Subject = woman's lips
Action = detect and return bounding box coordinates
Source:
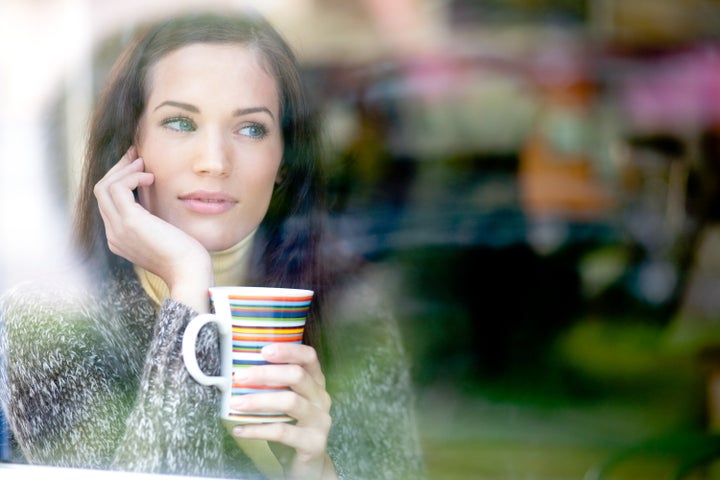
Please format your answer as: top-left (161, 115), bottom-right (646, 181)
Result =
top-left (179, 190), bottom-right (238, 214)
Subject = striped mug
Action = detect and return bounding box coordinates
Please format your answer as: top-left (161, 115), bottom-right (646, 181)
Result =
top-left (182, 286), bottom-right (313, 426)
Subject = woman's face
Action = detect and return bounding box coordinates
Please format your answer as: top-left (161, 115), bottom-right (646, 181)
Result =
top-left (135, 43), bottom-right (283, 252)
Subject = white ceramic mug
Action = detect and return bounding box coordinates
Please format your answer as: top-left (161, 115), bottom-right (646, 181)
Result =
top-left (182, 286), bottom-right (313, 426)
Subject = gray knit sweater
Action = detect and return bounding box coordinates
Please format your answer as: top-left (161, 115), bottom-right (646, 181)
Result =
top-left (0, 268), bottom-right (425, 479)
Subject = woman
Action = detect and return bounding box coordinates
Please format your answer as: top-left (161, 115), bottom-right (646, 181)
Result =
top-left (0, 10), bottom-right (424, 480)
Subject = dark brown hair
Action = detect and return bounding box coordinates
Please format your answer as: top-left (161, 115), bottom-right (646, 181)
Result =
top-left (74, 11), bottom-right (327, 346)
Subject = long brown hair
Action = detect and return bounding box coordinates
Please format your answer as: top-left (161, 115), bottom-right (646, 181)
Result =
top-left (74, 11), bottom-right (327, 347)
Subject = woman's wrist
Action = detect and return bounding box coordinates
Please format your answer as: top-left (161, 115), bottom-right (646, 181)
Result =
top-left (168, 256), bottom-right (213, 313)
top-left (169, 284), bottom-right (211, 313)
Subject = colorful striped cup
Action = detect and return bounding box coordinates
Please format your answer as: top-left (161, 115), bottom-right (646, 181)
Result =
top-left (182, 286), bottom-right (313, 426)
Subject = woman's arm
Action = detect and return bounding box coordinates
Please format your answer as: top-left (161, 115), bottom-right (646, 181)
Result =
top-left (110, 298), bottom-right (226, 476)
top-left (93, 148), bottom-right (213, 313)
top-left (0, 282), bottom-right (239, 477)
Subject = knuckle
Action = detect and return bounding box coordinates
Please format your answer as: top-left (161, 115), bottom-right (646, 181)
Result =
top-left (108, 181), bottom-right (125, 197)
top-left (318, 411), bottom-right (332, 434)
top-left (107, 241), bottom-right (122, 256)
top-left (287, 364), bottom-right (305, 385)
top-left (285, 392), bottom-right (303, 411)
top-left (271, 421), bottom-right (292, 438)
top-left (305, 346), bottom-right (319, 363)
top-left (320, 391), bottom-right (332, 411)
top-left (316, 372), bottom-right (327, 389)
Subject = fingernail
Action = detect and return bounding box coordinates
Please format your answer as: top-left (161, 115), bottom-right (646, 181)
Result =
top-left (232, 426), bottom-right (244, 436)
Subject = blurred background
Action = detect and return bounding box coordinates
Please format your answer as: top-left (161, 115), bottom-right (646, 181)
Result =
top-left (3, 0), bottom-right (720, 478)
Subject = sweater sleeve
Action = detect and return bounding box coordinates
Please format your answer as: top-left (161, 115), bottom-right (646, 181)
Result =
top-left (323, 272), bottom-right (426, 480)
top-left (0, 283), bottom-right (232, 477)
top-left (110, 299), bottom-right (227, 476)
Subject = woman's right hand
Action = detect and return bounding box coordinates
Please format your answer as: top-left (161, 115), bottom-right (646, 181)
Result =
top-left (94, 147), bottom-right (213, 312)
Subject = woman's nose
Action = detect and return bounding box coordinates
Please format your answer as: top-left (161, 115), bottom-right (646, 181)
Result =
top-left (193, 131), bottom-right (232, 176)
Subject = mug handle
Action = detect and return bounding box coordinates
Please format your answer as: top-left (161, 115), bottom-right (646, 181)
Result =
top-left (182, 313), bottom-right (231, 391)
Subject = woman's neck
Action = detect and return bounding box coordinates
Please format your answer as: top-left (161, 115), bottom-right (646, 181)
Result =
top-left (212, 230), bottom-right (256, 287)
top-left (134, 229), bottom-right (257, 308)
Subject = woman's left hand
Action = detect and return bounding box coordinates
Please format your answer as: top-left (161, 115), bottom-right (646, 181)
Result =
top-left (230, 343), bottom-right (337, 480)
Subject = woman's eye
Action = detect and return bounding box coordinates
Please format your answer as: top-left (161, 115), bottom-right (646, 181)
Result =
top-left (162, 117), bottom-right (196, 132)
top-left (239, 124), bottom-right (266, 139)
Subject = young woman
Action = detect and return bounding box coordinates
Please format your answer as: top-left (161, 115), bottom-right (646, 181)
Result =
top-left (0, 11), bottom-right (424, 480)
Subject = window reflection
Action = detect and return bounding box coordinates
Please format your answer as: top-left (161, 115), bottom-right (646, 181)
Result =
top-left (3, 0), bottom-right (720, 478)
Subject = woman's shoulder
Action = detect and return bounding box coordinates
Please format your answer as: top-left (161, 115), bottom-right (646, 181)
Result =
top-left (0, 272), bottom-right (104, 346)
top-left (1, 271), bottom-right (97, 316)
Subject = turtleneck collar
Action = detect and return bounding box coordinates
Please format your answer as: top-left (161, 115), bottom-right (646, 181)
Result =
top-left (134, 229), bottom-right (257, 309)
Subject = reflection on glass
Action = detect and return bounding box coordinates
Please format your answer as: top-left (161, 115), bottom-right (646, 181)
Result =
top-left (2, 1), bottom-right (720, 479)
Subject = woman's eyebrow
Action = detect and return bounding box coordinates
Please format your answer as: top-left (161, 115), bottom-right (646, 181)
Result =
top-left (233, 106), bottom-right (275, 121)
top-left (153, 102), bottom-right (274, 121)
top-left (154, 100), bottom-right (199, 113)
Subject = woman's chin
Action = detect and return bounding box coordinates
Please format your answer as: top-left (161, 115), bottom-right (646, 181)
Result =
top-left (193, 232), bottom-right (251, 253)
top-left (199, 238), bottom-right (238, 253)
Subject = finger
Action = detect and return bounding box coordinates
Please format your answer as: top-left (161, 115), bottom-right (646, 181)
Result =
top-left (97, 156), bottom-right (148, 193)
top-left (238, 363), bottom-right (331, 410)
top-left (99, 146), bottom-right (139, 182)
top-left (94, 147), bottom-right (146, 205)
top-left (107, 166), bottom-right (155, 218)
top-left (262, 344), bottom-right (326, 388)
top-left (231, 420), bottom-right (329, 459)
top-left (114, 146), bottom-right (139, 169)
top-left (230, 391), bottom-right (312, 421)
top-left (94, 153), bottom-right (143, 201)
top-left (94, 159), bottom-right (155, 259)
top-left (95, 159), bottom-right (153, 218)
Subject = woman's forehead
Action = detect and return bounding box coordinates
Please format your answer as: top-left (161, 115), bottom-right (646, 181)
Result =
top-left (144, 43), bottom-right (280, 113)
